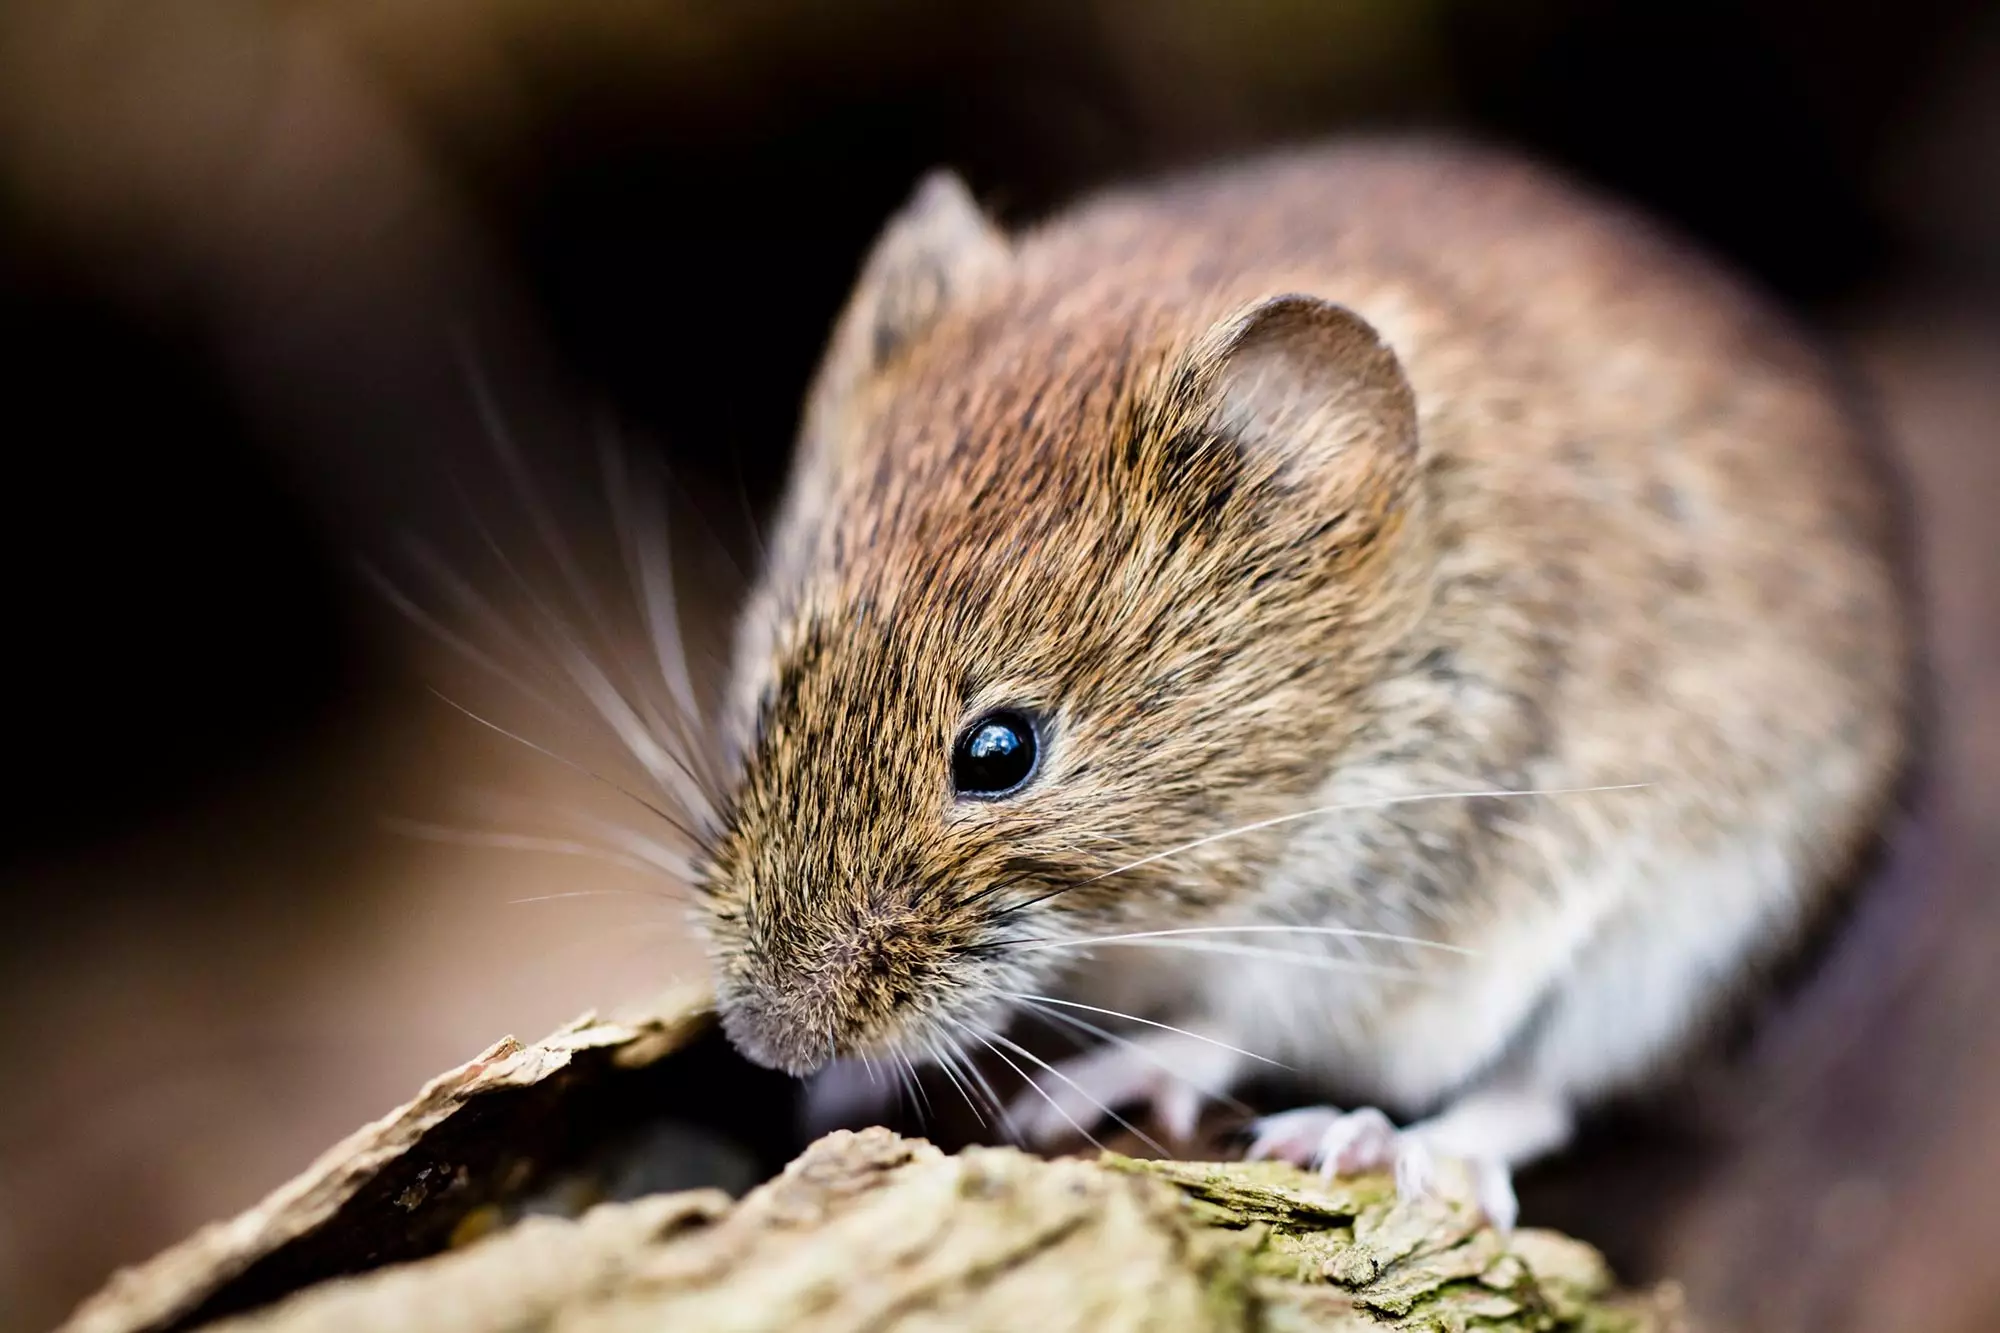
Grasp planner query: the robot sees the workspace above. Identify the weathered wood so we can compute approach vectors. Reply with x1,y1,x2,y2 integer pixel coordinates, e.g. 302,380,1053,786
61,991,1685,1333
196,1131,1685,1332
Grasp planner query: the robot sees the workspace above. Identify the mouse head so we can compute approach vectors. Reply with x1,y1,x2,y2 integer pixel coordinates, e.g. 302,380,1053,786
699,172,1430,1076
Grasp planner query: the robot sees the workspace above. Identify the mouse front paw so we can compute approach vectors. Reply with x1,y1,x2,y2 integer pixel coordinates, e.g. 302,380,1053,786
1244,1104,1519,1233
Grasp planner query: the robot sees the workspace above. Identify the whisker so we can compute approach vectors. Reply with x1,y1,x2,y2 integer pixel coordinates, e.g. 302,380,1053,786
950,936,1059,955
537,632,717,827
1022,925,1476,957
987,1032,1168,1157
361,559,577,729
1002,994,1289,1069
925,1039,987,1129
1011,997,1256,1118
975,1035,1105,1154
891,1057,917,1122
393,525,717,834
1050,938,1437,980
561,814,702,884
439,402,718,824
900,1051,935,1123
381,819,688,894
400,537,575,702
445,792,703,887
942,1020,1025,1145
1004,783,1649,915
441,425,694,767
957,869,1046,911
425,689,707,847
597,432,713,773
457,342,627,658
475,552,701,796
505,889,662,905
416,480,700,780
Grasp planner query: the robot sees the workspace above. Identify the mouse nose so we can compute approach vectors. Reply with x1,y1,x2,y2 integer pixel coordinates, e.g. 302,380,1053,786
717,919,922,1077
719,992,843,1077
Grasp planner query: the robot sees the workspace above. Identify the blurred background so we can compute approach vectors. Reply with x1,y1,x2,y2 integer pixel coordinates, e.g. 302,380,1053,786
0,1,1996,1329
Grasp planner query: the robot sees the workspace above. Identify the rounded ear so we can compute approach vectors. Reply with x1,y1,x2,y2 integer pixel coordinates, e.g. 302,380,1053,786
839,169,1009,372
794,171,1008,472
1124,293,1418,540
1188,293,1418,496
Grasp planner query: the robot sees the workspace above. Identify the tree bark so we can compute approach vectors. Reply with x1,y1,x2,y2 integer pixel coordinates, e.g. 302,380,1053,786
60,991,1686,1333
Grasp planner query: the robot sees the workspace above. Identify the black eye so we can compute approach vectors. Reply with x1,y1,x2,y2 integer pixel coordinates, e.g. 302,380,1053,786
952,711,1040,798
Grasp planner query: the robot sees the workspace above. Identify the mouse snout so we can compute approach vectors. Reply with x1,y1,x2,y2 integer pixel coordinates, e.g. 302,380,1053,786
717,908,939,1078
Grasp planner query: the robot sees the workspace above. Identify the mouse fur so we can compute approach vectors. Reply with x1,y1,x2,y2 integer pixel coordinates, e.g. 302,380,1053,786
694,139,1914,1207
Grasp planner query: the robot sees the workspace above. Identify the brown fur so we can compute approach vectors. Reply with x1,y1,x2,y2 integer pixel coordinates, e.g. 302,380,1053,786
698,138,1912,1129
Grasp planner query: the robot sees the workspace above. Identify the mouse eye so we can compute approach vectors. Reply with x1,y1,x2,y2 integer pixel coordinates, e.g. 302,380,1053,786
952,710,1040,798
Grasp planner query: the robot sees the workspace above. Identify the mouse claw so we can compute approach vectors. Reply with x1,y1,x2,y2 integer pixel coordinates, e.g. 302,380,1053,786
1392,1134,1437,1200
1244,1104,1519,1232
1467,1155,1519,1235
1154,1081,1206,1144
1244,1105,1398,1177
1243,1105,1343,1163
1393,1136,1519,1234
1314,1107,1401,1177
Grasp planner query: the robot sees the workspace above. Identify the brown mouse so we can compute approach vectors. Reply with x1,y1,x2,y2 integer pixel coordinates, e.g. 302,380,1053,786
692,139,1914,1228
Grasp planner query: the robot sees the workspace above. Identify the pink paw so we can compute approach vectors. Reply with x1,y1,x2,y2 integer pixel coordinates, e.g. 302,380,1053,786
1244,1104,1518,1232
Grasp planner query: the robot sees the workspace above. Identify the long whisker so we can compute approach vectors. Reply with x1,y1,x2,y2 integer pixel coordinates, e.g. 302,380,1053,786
975,1035,1105,1154
561,814,701,884
597,432,712,772
361,559,579,731
425,689,706,847
1001,994,1288,1068
891,1056,917,1122
506,918,691,997
381,524,711,824
943,1020,1025,1145
957,869,1048,911
381,819,688,893
441,405,718,824
900,1051,935,1123
1011,998,1256,1118
1005,784,1649,915
532,626,717,827
462,521,703,798
987,1033,1167,1157
448,792,703,886
1055,938,1438,980
457,341,627,656
505,889,663,905
924,1039,986,1128
441,405,674,741
1021,925,1477,957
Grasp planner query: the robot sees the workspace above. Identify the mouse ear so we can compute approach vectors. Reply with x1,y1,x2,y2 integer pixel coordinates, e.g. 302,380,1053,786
1184,293,1419,501
843,169,1010,370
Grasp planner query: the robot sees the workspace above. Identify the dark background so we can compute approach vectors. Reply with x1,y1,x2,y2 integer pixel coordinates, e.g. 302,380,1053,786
2,1,1997,1329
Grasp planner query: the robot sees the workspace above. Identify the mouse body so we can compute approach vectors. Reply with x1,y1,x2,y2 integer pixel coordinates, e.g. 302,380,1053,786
694,140,1913,1226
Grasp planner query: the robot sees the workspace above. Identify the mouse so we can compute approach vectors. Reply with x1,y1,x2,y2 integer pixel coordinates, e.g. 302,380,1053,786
689,139,1914,1230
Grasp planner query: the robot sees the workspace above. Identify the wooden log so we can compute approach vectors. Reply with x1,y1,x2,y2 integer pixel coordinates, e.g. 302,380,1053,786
59,990,1685,1333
